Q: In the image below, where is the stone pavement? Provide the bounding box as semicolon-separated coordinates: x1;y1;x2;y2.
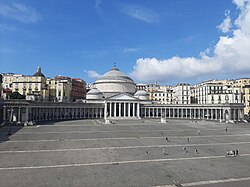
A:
0;119;250;187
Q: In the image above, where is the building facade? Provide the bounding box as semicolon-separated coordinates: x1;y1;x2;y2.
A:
1;66;246;125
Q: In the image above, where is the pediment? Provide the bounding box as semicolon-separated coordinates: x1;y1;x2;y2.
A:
106;93;138;101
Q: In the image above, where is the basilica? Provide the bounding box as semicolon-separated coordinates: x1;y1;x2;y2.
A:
1;66;245;124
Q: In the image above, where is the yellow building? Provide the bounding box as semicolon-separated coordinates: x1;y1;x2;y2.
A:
2;67;49;101
233;78;250;115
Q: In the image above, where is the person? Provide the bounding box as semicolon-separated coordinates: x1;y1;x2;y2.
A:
187;137;190;143
226;150;229;156
161;131;163;136
195;148;199;154
166;137;169;142
197;130;200;135
232;150;236;157
236;149;239;156
146;150;149;155
183;147;187;153
163;149;168;155
226;128;228;132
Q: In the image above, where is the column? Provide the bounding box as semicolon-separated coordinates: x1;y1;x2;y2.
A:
3;106;6;121
168;108;170;118
211;109;214;120
123;102;126;117
190;108;192;119
17;107;21;123
207;109;209;120
128;103;131;117
25;107;29;122
114;102;117;117
215;109;218;120
203;108;205;119
133;103;135;117
110;102;112;117
137;103;140;118
119;103;121;117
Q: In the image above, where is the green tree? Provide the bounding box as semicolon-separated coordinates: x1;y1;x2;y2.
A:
9;92;26;99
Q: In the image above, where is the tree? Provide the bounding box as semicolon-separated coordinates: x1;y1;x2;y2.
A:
9;92;25;99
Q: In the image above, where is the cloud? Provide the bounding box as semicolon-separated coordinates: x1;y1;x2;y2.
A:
130;0;250;83
217;10;231;33
95;0;103;16
0;24;16;31
87;70;102;79
122;48;141;53
122;4;159;23
0;2;41;23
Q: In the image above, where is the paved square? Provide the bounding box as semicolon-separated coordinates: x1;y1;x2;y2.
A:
1;119;250;187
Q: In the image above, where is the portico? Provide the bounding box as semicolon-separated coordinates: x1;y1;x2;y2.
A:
104;93;140;119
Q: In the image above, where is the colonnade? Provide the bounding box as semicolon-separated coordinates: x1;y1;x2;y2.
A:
140;106;244;121
2;101;104;124
104;101;140;118
1;100;245;124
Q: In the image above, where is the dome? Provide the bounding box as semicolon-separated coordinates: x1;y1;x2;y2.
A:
94;66;136;98
33;66;45;77
134;90;148;96
134;90;149;100
96;67;134;83
86;88;104;100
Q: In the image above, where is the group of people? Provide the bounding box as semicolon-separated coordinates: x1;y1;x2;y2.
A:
183;147;199;154
226;149;239;157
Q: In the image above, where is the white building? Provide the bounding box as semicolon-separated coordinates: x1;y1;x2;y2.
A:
192;82;241;104
173;83;191;104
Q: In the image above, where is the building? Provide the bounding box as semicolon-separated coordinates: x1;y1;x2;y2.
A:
0;74;2;98
71;78;86;101
1;66;245;125
55;76;86;102
191;82;241;105
2;67;49;101
173;83;191;104
233;78;250;114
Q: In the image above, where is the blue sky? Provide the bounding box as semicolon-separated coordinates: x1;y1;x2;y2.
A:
1;0;250;85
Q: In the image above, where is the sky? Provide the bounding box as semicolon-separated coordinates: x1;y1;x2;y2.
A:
1;0;250;85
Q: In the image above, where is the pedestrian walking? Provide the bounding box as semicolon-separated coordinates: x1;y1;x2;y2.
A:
183;147;187;153
197;130;200;135
195;148;199;154
161;131;163;136
226;128;228;132
166;137;169;142
146;150;149;155
236;149;239;156
187;137;190;143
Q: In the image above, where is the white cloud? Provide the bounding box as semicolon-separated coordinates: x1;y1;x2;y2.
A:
217;10;231;33
131;0;250;83
123;48;141;53
95;0;103;16
0;24;16;31
87;70;102;79
0;3;41;23
123;5;159;23
233;0;248;9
